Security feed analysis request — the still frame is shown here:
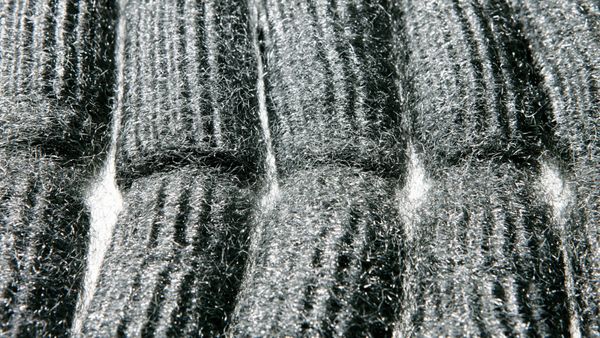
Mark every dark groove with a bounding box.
[470,284,491,338]
[451,0,488,135]
[515,24,570,161]
[167,270,196,337]
[173,185,191,246]
[141,268,172,337]
[300,218,335,327]
[41,0,58,94]
[116,269,143,337]
[492,281,514,336]
[471,1,510,141]
[444,25,467,130]
[73,0,88,101]
[503,198,537,336]
[308,0,347,128]
[128,1,144,157]
[17,178,38,258]
[58,0,79,99]
[536,211,570,335]
[331,1,359,129]
[349,201,401,338]
[193,180,213,256]
[116,316,128,338]
[17,0,35,88]
[322,209,359,335]
[111,179,169,335]
[0,183,17,330]
[493,0,555,155]
[202,1,217,147]
[147,179,167,248]
[185,181,219,335]
[148,4,162,143]
[175,0,195,147]
[2,177,30,331]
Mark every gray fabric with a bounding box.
[0,0,598,336]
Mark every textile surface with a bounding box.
[0,0,598,336]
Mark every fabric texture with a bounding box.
[0,0,598,337]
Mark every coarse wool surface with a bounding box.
[0,0,598,337]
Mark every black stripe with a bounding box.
[173,184,191,247]
[15,0,35,90]
[148,3,164,145]
[451,0,488,135]
[42,0,58,94]
[0,177,21,329]
[175,0,196,147]
[492,280,516,336]
[470,1,510,141]
[323,209,359,335]
[58,0,80,99]
[502,191,537,335]
[470,283,491,338]
[167,270,196,337]
[203,0,218,147]
[148,179,167,248]
[141,268,172,337]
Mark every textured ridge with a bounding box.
[115,0,260,182]
[0,151,89,337]
[0,0,117,159]
[255,0,405,175]
[82,166,252,337]
[510,1,600,334]
[231,166,401,337]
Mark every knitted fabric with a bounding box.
[0,0,116,159]
[0,152,89,337]
[395,160,567,336]
[0,1,113,336]
[231,166,401,336]
[115,0,260,183]
[83,166,252,337]
[0,0,598,337]
[255,0,405,175]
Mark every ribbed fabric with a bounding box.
[81,1,260,336]
[0,1,115,336]
[255,0,405,175]
[400,0,547,166]
[0,152,89,337]
[511,1,600,334]
[0,0,116,159]
[1,0,598,336]
[394,161,570,336]
[395,1,599,336]
[231,166,401,336]
[82,166,252,337]
[225,1,406,335]
[115,0,260,182]
[512,0,599,163]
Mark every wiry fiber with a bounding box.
[1,0,598,336]
[510,1,600,334]
[115,0,260,183]
[394,160,571,337]
[231,166,401,337]
[255,0,406,175]
[0,151,89,337]
[0,0,117,160]
[82,166,253,337]
[401,0,548,167]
